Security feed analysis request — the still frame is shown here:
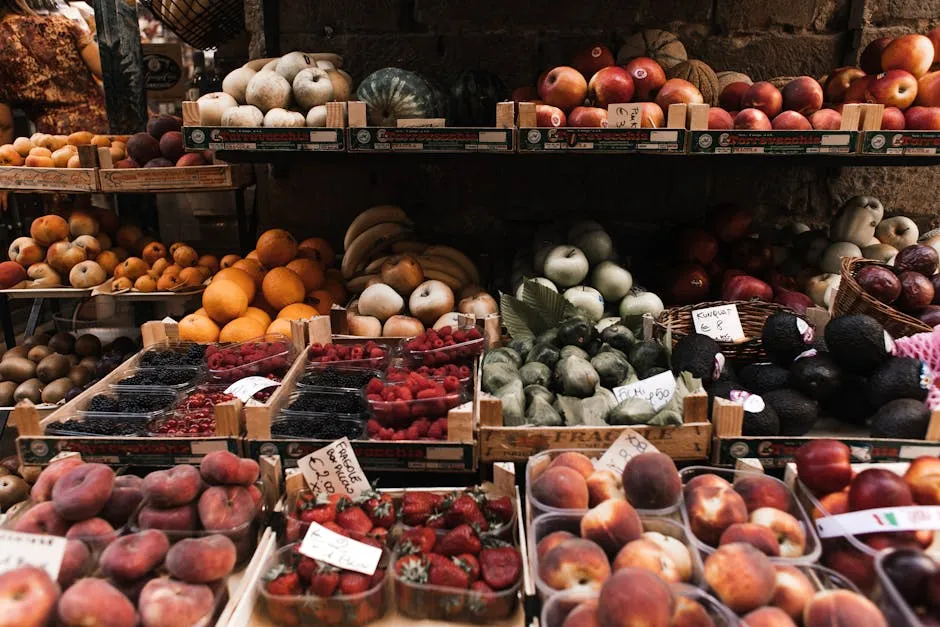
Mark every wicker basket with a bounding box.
[832,257,931,339]
[654,300,800,363]
[141,0,243,50]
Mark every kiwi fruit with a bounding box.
[22,332,51,349]
[2,346,29,361]
[79,357,98,372]
[0,357,37,384]
[0,381,16,405]
[74,334,102,357]
[13,378,42,403]
[65,354,79,367]
[27,345,53,363]
[48,332,75,355]
[108,336,137,356]
[41,377,73,404]
[36,354,70,384]
[68,365,91,387]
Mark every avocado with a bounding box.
[629,341,669,378]
[48,332,75,355]
[705,381,779,436]
[0,357,36,384]
[823,374,874,425]
[764,388,819,436]
[36,354,70,384]
[672,333,721,382]
[74,334,102,358]
[560,346,589,361]
[867,357,929,408]
[825,314,890,375]
[600,324,635,353]
[557,317,595,348]
[789,353,843,402]
[41,377,73,404]
[870,399,931,439]
[739,363,790,394]
[762,312,811,366]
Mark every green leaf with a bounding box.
[499,292,547,340]
[521,280,577,327]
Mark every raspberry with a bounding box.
[366,378,384,395]
[405,425,420,440]
[442,376,460,393]
[437,326,452,337]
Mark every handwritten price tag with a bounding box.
[692,304,745,342]
[0,530,67,580]
[612,371,676,411]
[608,104,643,128]
[815,506,940,539]
[299,522,382,575]
[224,376,280,403]
[595,428,659,476]
[298,437,370,499]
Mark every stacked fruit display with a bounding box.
[179,228,340,343]
[0,131,126,168]
[853,243,940,325]
[197,52,351,128]
[878,547,940,624]
[113,115,212,169]
[341,206,497,338]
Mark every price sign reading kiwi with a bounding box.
[595,428,659,476]
[613,371,676,411]
[298,437,370,499]
[299,522,382,575]
[0,530,66,580]
[692,304,746,342]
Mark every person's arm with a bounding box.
[80,42,102,80]
[0,103,13,146]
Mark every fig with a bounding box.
[931,274,940,304]
[898,271,935,312]
[894,244,939,276]
[857,265,901,304]
[919,306,940,327]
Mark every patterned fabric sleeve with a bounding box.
[67,15,95,50]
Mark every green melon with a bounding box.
[356,67,437,126]
[617,30,688,69]
[667,60,720,106]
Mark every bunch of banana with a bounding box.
[342,206,482,295]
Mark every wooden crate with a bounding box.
[858,103,940,156]
[0,166,98,192]
[478,393,714,463]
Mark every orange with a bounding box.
[307,289,335,315]
[243,306,272,328]
[178,266,205,287]
[250,292,278,317]
[178,313,220,342]
[286,258,325,293]
[262,267,305,311]
[277,303,318,321]
[298,237,335,268]
[219,316,266,343]
[233,258,265,291]
[220,254,241,269]
[203,279,249,324]
[246,249,261,263]
[324,278,345,305]
[267,318,294,337]
[212,267,255,302]
[256,229,298,267]
[197,255,220,275]
[194,307,209,317]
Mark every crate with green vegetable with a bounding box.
[477,284,713,462]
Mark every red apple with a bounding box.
[928,27,940,64]
[881,106,906,129]
[588,66,635,107]
[849,468,913,511]
[568,106,608,128]
[772,111,812,130]
[636,102,665,127]
[723,274,773,301]
[538,66,588,112]
[742,82,783,117]
[623,57,666,101]
[512,86,539,103]
[655,78,703,110]
[535,104,566,127]
[774,287,814,314]
[825,67,867,103]
[844,75,873,102]
[861,38,892,74]
[916,71,940,106]
[572,44,614,79]
[734,108,772,130]
[731,238,773,274]
[719,81,750,111]
[677,229,719,266]
[796,440,853,495]
[810,108,843,130]
[866,70,918,109]
[782,77,824,115]
[708,107,734,129]
[665,263,710,305]
[882,34,936,78]
[709,204,753,243]
[905,106,940,130]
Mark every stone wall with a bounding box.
[252,0,940,260]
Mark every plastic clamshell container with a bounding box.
[875,548,929,627]
[79,388,180,416]
[282,389,368,417]
[138,340,207,368]
[367,388,465,428]
[148,408,218,437]
[539,584,738,627]
[297,363,384,393]
[206,334,295,382]
[308,341,392,370]
[679,465,821,565]
[109,366,201,393]
[45,413,155,437]
[270,411,367,440]
[404,335,485,366]
[525,448,681,519]
[529,511,704,601]
[398,487,517,541]
[257,543,389,626]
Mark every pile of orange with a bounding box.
[178,229,343,343]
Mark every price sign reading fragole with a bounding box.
[298,437,370,499]
[692,304,745,342]
[0,530,67,580]
[612,371,676,411]
[299,522,382,575]
[595,428,659,476]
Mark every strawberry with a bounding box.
[426,512,447,529]
[308,564,340,597]
[369,526,389,544]
[454,553,480,582]
[370,567,386,588]
[265,565,302,596]
[295,552,317,583]
[468,580,504,617]
[394,554,428,584]
[335,498,373,535]
[428,557,470,589]
[338,571,373,595]
[484,496,514,525]
[435,524,481,557]
[444,494,489,531]
[347,531,383,548]
[480,547,522,590]
[322,521,346,536]
[401,492,439,525]
[359,490,396,528]
[297,492,340,525]
[400,526,437,554]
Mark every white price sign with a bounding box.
[224,376,280,403]
[298,437,370,499]
[692,304,746,342]
[0,530,67,580]
[815,506,940,539]
[299,522,382,575]
[595,428,659,476]
[612,371,676,411]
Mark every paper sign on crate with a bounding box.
[612,371,676,411]
[225,376,280,403]
[0,530,66,579]
[298,437,370,499]
[299,522,382,575]
[692,304,745,342]
[596,428,659,476]
[816,506,940,539]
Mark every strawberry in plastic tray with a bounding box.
[365,372,463,428]
[404,327,484,366]
[308,341,388,368]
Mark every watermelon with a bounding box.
[355,67,437,126]
[448,70,507,126]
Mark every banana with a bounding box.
[422,269,464,292]
[418,255,470,285]
[392,240,428,255]
[422,245,480,285]
[364,255,392,274]
[344,206,411,251]
[342,222,411,278]
[346,275,378,293]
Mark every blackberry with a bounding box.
[118,370,195,386]
[271,416,364,439]
[88,395,120,412]
[87,392,175,414]
[139,344,205,367]
[287,392,364,414]
[301,367,378,390]
[47,416,145,436]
